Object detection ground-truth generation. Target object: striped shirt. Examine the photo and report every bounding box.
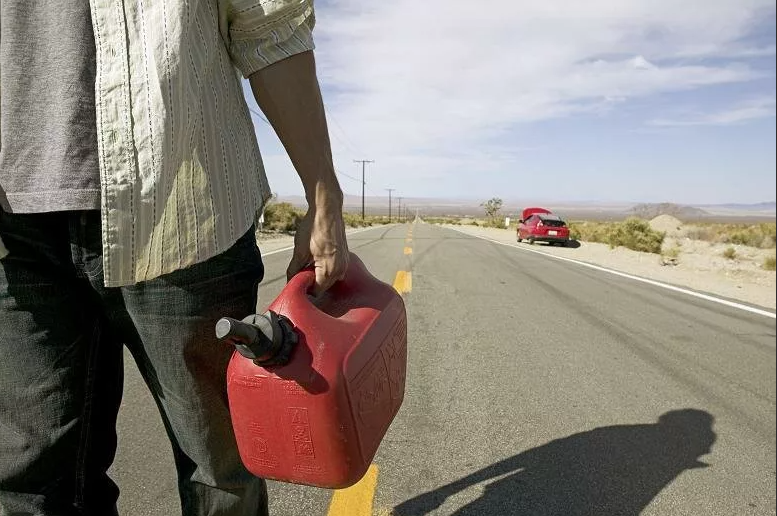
[1,0,315,285]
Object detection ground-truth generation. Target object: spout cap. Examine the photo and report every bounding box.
[216,312,298,367]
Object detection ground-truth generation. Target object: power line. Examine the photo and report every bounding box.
[248,107,359,184]
[334,168,361,184]
[247,107,392,213]
[324,104,361,156]
[247,106,271,126]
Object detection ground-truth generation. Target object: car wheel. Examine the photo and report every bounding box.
[528,237,535,245]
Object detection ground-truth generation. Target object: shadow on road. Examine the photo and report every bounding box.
[394,409,716,516]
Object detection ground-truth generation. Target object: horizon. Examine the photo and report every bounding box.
[271,194,777,222]
[275,193,776,208]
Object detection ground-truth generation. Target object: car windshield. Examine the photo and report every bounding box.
[540,215,566,227]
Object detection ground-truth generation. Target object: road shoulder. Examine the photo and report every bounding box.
[439,223,776,310]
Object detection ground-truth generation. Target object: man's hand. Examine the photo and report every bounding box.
[248,51,349,295]
[287,202,349,296]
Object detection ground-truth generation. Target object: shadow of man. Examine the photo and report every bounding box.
[395,409,716,516]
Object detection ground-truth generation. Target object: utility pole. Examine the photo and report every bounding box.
[385,189,395,222]
[353,160,374,221]
[397,197,402,223]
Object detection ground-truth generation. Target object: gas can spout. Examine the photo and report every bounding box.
[216,312,298,367]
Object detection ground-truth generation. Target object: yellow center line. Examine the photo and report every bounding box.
[327,228,412,516]
[326,464,379,516]
[393,271,412,294]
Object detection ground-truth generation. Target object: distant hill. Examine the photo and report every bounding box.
[628,203,709,220]
[696,202,776,212]
[272,195,774,220]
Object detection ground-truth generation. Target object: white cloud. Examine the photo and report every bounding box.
[650,96,777,126]
[631,55,657,70]
[261,0,776,196]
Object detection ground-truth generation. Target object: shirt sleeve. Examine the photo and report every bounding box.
[221,0,316,78]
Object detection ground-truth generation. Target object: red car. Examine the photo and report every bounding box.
[516,207,570,246]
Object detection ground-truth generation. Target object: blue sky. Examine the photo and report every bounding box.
[245,0,776,205]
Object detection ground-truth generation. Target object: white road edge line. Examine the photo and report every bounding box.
[261,225,392,257]
[447,226,777,320]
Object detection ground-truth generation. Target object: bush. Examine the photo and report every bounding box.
[481,198,503,220]
[568,218,664,254]
[606,217,665,254]
[663,245,681,259]
[568,221,613,244]
[261,202,304,232]
[421,217,462,225]
[722,247,737,260]
[683,226,716,242]
[482,218,508,229]
[763,256,776,271]
[343,212,372,228]
[729,224,776,248]
[261,205,399,231]
[685,223,776,249]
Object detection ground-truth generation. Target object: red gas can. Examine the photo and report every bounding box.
[221,253,407,489]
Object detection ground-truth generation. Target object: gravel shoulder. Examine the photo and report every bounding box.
[254,224,391,256]
[441,223,777,310]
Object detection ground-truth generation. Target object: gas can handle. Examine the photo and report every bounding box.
[285,253,363,302]
[287,266,317,298]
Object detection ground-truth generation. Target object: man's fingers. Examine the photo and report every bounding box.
[311,254,349,296]
[312,260,336,296]
[288,215,313,281]
[311,270,330,297]
[286,251,309,281]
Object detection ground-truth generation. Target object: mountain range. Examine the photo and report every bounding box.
[273,195,776,221]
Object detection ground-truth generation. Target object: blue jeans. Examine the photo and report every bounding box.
[0,210,268,516]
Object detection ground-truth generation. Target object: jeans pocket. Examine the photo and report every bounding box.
[83,253,105,281]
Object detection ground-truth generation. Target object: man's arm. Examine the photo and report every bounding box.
[248,50,349,295]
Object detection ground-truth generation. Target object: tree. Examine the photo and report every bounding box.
[481,197,503,222]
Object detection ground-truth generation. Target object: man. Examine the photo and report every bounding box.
[0,1,348,514]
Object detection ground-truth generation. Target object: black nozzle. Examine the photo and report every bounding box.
[216,311,298,367]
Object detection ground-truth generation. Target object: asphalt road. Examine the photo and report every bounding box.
[111,221,776,516]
